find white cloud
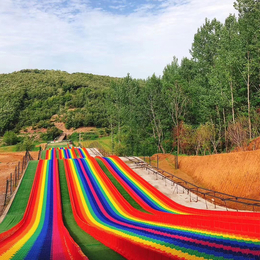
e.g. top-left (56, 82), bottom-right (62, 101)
top-left (0, 0), bottom-right (236, 78)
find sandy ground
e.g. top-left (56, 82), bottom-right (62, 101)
top-left (0, 151), bottom-right (38, 213)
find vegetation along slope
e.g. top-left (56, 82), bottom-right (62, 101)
top-left (0, 0), bottom-right (259, 157)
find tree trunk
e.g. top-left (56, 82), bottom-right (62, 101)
top-left (160, 144), bottom-right (165, 154)
top-left (230, 81), bottom-right (235, 124)
top-left (150, 100), bottom-right (165, 153)
top-left (196, 145), bottom-right (200, 155)
top-left (175, 135), bottom-right (179, 169)
top-left (223, 108), bottom-right (228, 152)
top-left (213, 144), bottom-right (217, 154)
top-left (247, 51), bottom-right (252, 140)
top-left (110, 121), bottom-right (114, 153)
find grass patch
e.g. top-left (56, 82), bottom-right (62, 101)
top-left (0, 161), bottom-right (38, 232)
top-left (74, 149), bottom-right (81, 158)
top-left (0, 145), bottom-right (17, 153)
top-left (96, 158), bottom-right (148, 213)
top-left (81, 136), bottom-right (112, 153)
top-left (0, 142), bottom-right (44, 153)
top-left (41, 150), bottom-right (46, 159)
top-left (58, 160), bottom-right (124, 260)
top-left (47, 143), bottom-right (69, 148)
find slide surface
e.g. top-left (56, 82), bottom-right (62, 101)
top-left (62, 147), bottom-right (260, 260)
top-left (0, 155), bottom-right (87, 259)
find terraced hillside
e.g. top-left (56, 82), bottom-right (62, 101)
top-left (0, 147), bottom-right (259, 259)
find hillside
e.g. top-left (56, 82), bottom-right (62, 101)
top-left (151, 150), bottom-right (260, 201)
top-left (0, 69), bottom-right (119, 135)
top-left (1, 1), bottom-right (260, 157)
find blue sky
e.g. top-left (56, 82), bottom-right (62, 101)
top-left (87, 0), bottom-right (185, 15)
top-left (0, 0), bottom-right (236, 78)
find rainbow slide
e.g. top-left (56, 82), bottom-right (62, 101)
top-left (63, 148), bottom-right (260, 260)
top-left (0, 156), bottom-right (87, 259)
top-left (100, 156), bottom-right (260, 218)
top-left (1, 147), bottom-right (259, 259)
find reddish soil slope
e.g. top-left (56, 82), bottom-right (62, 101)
top-left (233, 136), bottom-right (260, 152)
top-left (0, 152), bottom-right (38, 213)
top-left (151, 150), bottom-right (260, 201)
top-left (54, 122), bottom-right (96, 135)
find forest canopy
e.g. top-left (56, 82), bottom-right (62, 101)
top-left (0, 0), bottom-right (259, 156)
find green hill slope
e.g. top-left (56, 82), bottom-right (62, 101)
top-left (0, 70), bottom-right (118, 135)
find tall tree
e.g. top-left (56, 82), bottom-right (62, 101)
top-left (189, 18), bottom-right (224, 124)
top-left (234, 0), bottom-right (260, 139)
top-left (162, 57), bottom-right (188, 168)
top-left (145, 74), bottom-right (167, 154)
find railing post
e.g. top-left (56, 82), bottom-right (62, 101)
top-left (10, 173), bottom-right (13, 195)
top-left (15, 167), bottom-right (17, 186)
top-left (4, 179), bottom-right (9, 206)
top-left (18, 161), bottom-right (20, 179)
top-left (22, 156), bottom-right (24, 173)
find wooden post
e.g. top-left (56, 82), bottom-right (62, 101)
top-left (157, 155), bottom-right (159, 169)
top-left (38, 147), bottom-right (41, 160)
top-left (10, 173), bottom-right (13, 195)
top-left (22, 157), bottom-right (24, 174)
top-left (18, 162), bottom-right (20, 179)
top-left (15, 167), bottom-right (17, 186)
top-left (4, 179), bottom-right (9, 206)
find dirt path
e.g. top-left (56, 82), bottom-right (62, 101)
top-left (54, 122), bottom-right (96, 135)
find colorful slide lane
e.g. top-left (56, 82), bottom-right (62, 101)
top-left (0, 158), bottom-right (87, 260)
top-left (100, 156), bottom-right (260, 218)
top-left (56, 147), bottom-right (86, 159)
top-left (41, 148), bottom-right (260, 259)
top-left (64, 154), bottom-right (260, 260)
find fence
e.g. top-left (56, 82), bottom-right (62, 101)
top-left (38, 146), bottom-right (42, 160)
top-left (134, 155), bottom-right (260, 212)
top-left (3, 151), bottom-right (34, 207)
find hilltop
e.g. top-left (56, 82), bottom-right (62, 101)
top-left (0, 69), bottom-right (119, 135)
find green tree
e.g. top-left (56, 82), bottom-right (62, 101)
top-left (145, 74), bottom-right (168, 154)
top-left (234, 0), bottom-right (260, 139)
top-left (162, 57), bottom-right (188, 167)
top-left (3, 131), bottom-right (18, 145)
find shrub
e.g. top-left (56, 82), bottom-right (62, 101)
top-left (37, 120), bottom-right (53, 128)
top-left (16, 137), bottom-right (34, 151)
top-left (69, 132), bottom-right (79, 142)
top-left (3, 131), bottom-right (19, 145)
top-left (40, 127), bottom-right (62, 141)
top-left (82, 132), bottom-right (98, 140)
top-left (114, 143), bottom-right (127, 156)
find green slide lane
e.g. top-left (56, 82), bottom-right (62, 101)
top-left (74, 149), bottom-right (81, 158)
top-left (96, 158), bottom-right (148, 213)
top-left (58, 160), bottom-right (125, 260)
top-left (0, 161), bottom-right (38, 232)
top-left (41, 150), bottom-right (46, 159)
